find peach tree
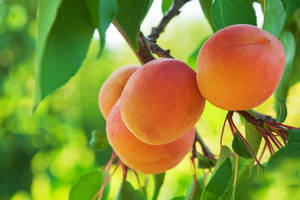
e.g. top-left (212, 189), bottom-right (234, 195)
top-left (34, 0), bottom-right (300, 199)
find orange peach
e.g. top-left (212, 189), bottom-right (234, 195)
top-left (106, 101), bottom-right (195, 174)
top-left (197, 24), bottom-right (285, 110)
top-left (120, 58), bottom-right (205, 145)
top-left (98, 66), bottom-right (138, 119)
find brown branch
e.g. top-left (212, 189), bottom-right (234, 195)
top-left (137, 32), bottom-right (156, 63)
top-left (113, 21), bottom-right (154, 64)
top-left (145, 0), bottom-right (191, 58)
top-left (113, 0), bottom-right (192, 62)
top-left (147, 40), bottom-right (174, 58)
top-left (148, 0), bottom-right (192, 41)
top-left (195, 130), bottom-right (215, 159)
top-left (237, 111), bottom-right (275, 128)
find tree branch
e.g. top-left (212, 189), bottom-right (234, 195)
top-left (146, 40), bottom-right (174, 58)
top-left (148, 0), bottom-right (192, 41)
top-left (113, 0), bottom-right (192, 61)
top-left (237, 111), bottom-right (275, 128)
top-left (195, 130), bottom-right (215, 159)
top-left (144, 0), bottom-right (191, 58)
top-left (113, 21), bottom-right (154, 64)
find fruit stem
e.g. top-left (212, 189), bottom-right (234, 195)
top-left (233, 154), bottom-right (239, 190)
top-left (259, 142), bottom-right (267, 162)
top-left (228, 114), bottom-right (262, 166)
top-left (189, 156), bottom-right (197, 200)
top-left (132, 169), bottom-right (142, 191)
top-left (104, 151), bottom-right (117, 172)
top-left (121, 163), bottom-right (128, 180)
top-left (220, 114), bottom-right (228, 146)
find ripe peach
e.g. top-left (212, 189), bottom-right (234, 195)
top-left (197, 24), bottom-right (285, 110)
top-left (106, 101), bottom-right (195, 174)
top-left (98, 66), bottom-right (138, 119)
top-left (120, 58), bottom-right (205, 145)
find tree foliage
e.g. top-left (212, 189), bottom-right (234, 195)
top-left (1, 0), bottom-right (300, 199)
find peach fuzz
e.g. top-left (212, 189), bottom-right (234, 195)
top-left (98, 66), bottom-right (138, 119)
top-left (106, 101), bottom-right (195, 174)
top-left (196, 24), bottom-right (285, 111)
top-left (120, 58), bottom-right (205, 145)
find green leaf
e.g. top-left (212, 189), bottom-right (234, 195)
top-left (162, 0), bottom-right (173, 14)
top-left (197, 153), bottom-right (216, 169)
top-left (244, 119), bottom-right (262, 169)
top-left (201, 158), bottom-right (233, 200)
top-left (221, 184), bottom-right (235, 200)
top-left (215, 145), bottom-right (231, 168)
top-left (268, 143), bottom-right (300, 169)
top-left (245, 120), bottom-right (262, 156)
top-left (187, 36), bottom-right (209, 70)
top-left (185, 178), bottom-right (204, 200)
top-left (274, 31), bottom-right (296, 119)
top-left (152, 173), bottom-right (165, 200)
top-left (34, 0), bottom-right (94, 110)
top-left (99, 1), bottom-right (118, 53)
top-left (34, 0), bottom-right (63, 110)
top-left (283, 0), bottom-right (300, 17)
top-left (198, 0), bottom-right (213, 30)
top-left (115, 0), bottom-right (153, 50)
top-left (35, 0), bottom-right (62, 73)
top-left (90, 130), bottom-right (109, 150)
top-left (171, 197), bottom-right (185, 200)
top-left (289, 10), bottom-right (300, 87)
top-left (263, 0), bottom-right (286, 38)
top-left (274, 97), bottom-right (288, 123)
top-left (114, 181), bottom-right (145, 200)
top-left (86, 0), bottom-right (99, 27)
top-left (232, 133), bottom-right (252, 159)
top-left (296, 10), bottom-right (300, 28)
top-left (70, 170), bottom-right (109, 200)
top-left (86, 0), bottom-right (118, 56)
top-left (211, 0), bottom-right (256, 31)
top-left (289, 42), bottom-right (300, 87)
top-left (287, 129), bottom-right (300, 145)
top-left (235, 165), bottom-right (254, 200)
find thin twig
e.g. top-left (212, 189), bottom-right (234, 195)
top-left (228, 115), bottom-right (261, 166)
top-left (146, 0), bottom-right (191, 58)
top-left (220, 113), bottom-right (229, 146)
top-left (148, 0), bottom-right (192, 41)
top-left (259, 142), bottom-right (267, 162)
top-left (132, 169), bottom-right (142, 190)
top-left (146, 40), bottom-right (174, 58)
top-left (238, 111), bottom-right (269, 127)
top-left (195, 130), bottom-right (215, 159)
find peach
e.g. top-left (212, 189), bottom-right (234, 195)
top-left (106, 101), bottom-right (195, 174)
top-left (120, 58), bottom-right (205, 145)
top-left (98, 66), bottom-right (138, 119)
top-left (197, 24), bottom-right (285, 110)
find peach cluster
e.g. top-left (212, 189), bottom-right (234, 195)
top-left (99, 59), bottom-right (204, 174)
top-left (98, 24), bottom-right (285, 174)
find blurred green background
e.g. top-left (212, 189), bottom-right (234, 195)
top-left (1, 0), bottom-right (300, 200)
